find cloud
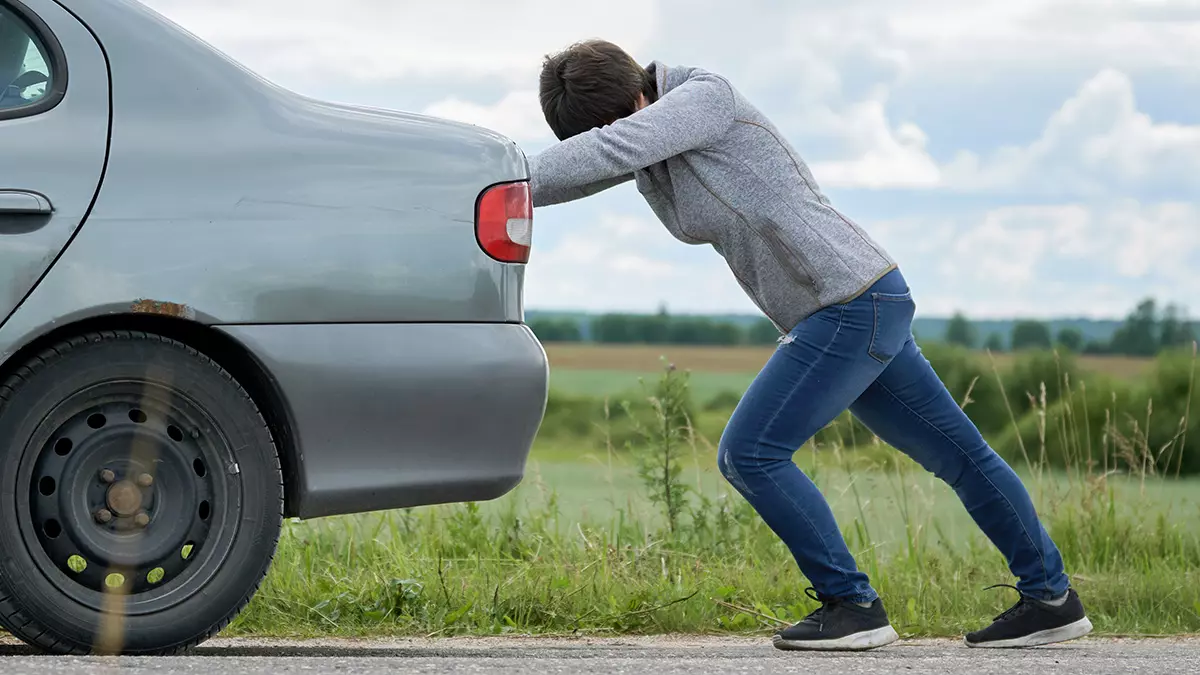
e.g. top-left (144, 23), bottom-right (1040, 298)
top-left (807, 100), bottom-right (942, 189)
top-left (877, 0), bottom-right (1200, 73)
top-left (523, 214), bottom-right (756, 315)
top-left (140, 0), bottom-right (658, 87)
top-left (945, 69), bottom-right (1200, 194)
top-left (423, 90), bottom-right (549, 143)
top-left (868, 200), bottom-right (1200, 318)
top-left (809, 69), bottom-right (1200, 195)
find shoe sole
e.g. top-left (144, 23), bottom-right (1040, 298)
top-left (964, 616), bottom-right (1093, 648)
top-left (773, 625), bottom-right (899, 651)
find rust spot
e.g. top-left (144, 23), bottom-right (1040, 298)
top-left (130, 299), bottom-right (195, 319)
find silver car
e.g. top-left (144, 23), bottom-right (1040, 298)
top-left (0, 0), bottom-right (548, 655)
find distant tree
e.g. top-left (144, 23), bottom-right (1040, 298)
top-left (592, 314), bottom-right (635, 343)
top-left (1159, 303), bottom-right (1196, 351)
top-left (1110, 299), bottom-right (1160, 356)
top-left (747, 319), bottom-right (781, 345)
top-left (1083, 340), bottom-right (1110, 355)
top-left (634, 306), bottom-right (672, 344)
top-left (528, 318), bottom-right (582, 342)
top-left (1056, 327), bottom-right (1084, 353)
top-left (983, 333), bottom-right (1005, 352)
top-left (1011, 320), bottom-right (1052, 351)
top-left (651, 314), bottom-right (742, 345)
top-left (944, 312), bottom-right (977, 348)
top-left (710, 321), bottom-right (743, 346)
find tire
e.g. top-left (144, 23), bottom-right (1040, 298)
top-left (0, 330), bottom-right (283, 655)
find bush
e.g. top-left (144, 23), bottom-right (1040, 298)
top-left (994, 348), bottom-right (1199, 475)
top-left (703, 390), bottom-right (743, 412)
top-left (917, 342), bottom-right (1007, 434)
top-left (917, 342), bottom-right (1080, 438)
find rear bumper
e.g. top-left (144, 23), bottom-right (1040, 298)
top-left (217, 322), bottom-right (548, 519)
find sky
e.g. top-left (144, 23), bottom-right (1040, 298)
top-left (143, 0), bottom-right (1200, 320)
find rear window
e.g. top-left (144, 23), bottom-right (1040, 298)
top-left (0, 3), bottom-right (56, 113)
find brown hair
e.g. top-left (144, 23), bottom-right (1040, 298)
top-left (538, 39), bottom-right (656, 141)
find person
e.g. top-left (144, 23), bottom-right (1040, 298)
top-left (525, 39), bottom-right (1093, 652)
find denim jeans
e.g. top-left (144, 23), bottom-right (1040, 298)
top-left (717, 268), bottom-right (1069, 603)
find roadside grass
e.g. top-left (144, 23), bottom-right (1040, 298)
top-left (549, 368), bottom-right (756, 404)
top-left (230, 356), bottom-right (1200, 640)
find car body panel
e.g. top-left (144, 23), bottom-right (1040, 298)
top-left (0, 0), bottom-right (547, 520)
top-left (0, 0), bottom-right (109, 324)
top-left (220, 322), bottom-right (548, 520)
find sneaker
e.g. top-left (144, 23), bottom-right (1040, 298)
top-left (965, 585), bottom-right (1093, 648)
top-left (772, 587), bottom-right (899, 651)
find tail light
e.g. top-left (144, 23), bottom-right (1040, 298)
top-left (476, 181), bottom-right (532, 263)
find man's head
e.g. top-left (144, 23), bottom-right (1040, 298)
top-left (538, 39), bottom-right (655, 141)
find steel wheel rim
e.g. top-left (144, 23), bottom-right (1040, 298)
top-left (16, 379), bottom-right (243, 615)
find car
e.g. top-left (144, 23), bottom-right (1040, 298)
top-left (0, 0), bottom-right (548, 655)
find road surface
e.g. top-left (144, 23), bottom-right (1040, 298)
top-left (0, 635), bottom-right (1197, 674)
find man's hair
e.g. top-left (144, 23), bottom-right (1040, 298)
top-left (539, 39), bottom-right (656, 141)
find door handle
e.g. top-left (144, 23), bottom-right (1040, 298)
top-left (0, 190), bottom-right (53, 214)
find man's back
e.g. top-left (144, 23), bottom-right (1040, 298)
top-left (628, 61), bottom-right (895, 332)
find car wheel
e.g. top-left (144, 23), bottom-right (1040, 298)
top-left (0, 330), bottom-right (283, 655)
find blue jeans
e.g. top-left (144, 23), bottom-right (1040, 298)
top-left (718, 268), bottom-right (1069, 603)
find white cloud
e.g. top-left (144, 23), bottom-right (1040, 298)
top-left (140, 0), bottom-right (658, 87)
top-left (524, 214), bottom-right (756, 315)
top-left (946, 69), bottom-right (1200, 194)
top-left (809, 69), bottom-right (1200, 194)
top-left (422, 90), bottom-right (548, 142)
top-left (869, 200), bottom-right (1200, 318)
top-left (880, 0), bottom-right (1200, 72)
top-left (808, 100), bottom-right (942, 189)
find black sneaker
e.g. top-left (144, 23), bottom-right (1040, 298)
top-left (965, 585), bottom-right (1093, 648)
top-left (772, 588), bottom-right (899, 651)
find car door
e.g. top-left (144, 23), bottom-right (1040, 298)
top-left (0, 0), bottom-right (108, 326)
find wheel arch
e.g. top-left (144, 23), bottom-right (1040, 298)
top-left (0, 314), bottom-right (304, 518)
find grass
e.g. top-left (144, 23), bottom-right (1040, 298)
top-left (226, 356), bottom-right (1200, 640)
top-left (550, 368), bottom-right (756, 403)
top-left (230, 446), bottom-right (1200, 640)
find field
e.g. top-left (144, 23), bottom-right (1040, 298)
top-left (230, 344), bottom-right (1200, 641)
top-left (543, 343), bottom-right (1155, 401)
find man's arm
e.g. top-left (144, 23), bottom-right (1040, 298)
top-left (528, 71), bottom-right (736, 205)
top-left (530, 173), bottom-right (635, 207)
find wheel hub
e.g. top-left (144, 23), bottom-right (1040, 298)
top-left (105, 480), bottom-right (145, 517)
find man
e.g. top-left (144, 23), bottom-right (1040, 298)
top-left (525, 39), bottom-right (1092, 651)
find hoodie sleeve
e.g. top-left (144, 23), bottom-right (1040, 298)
top-left (528, 71), bottom-right (736, 206)
top-left (529, 173), bottom-right (635, 207)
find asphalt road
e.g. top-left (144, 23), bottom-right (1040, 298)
top-left (0, 635), bottom-right (1197, 674)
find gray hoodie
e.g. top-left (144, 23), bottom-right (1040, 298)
top-left (528, 61), bottom-right (897, 333)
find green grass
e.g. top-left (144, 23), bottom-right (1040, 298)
top-left (550, 368), bottom-right (755, 404)
top-left (228, 433), bottom-right (1200, 640)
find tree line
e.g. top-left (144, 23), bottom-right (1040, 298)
top-left (530, 307), bottom-right (780, 346)
top-left (945, 299), bottom-right (1194, 356)
top-left (531, 297), bottom-right (1195, 356)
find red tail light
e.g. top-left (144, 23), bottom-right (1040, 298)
top-left (476, 181), bottom-right (532, 263)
